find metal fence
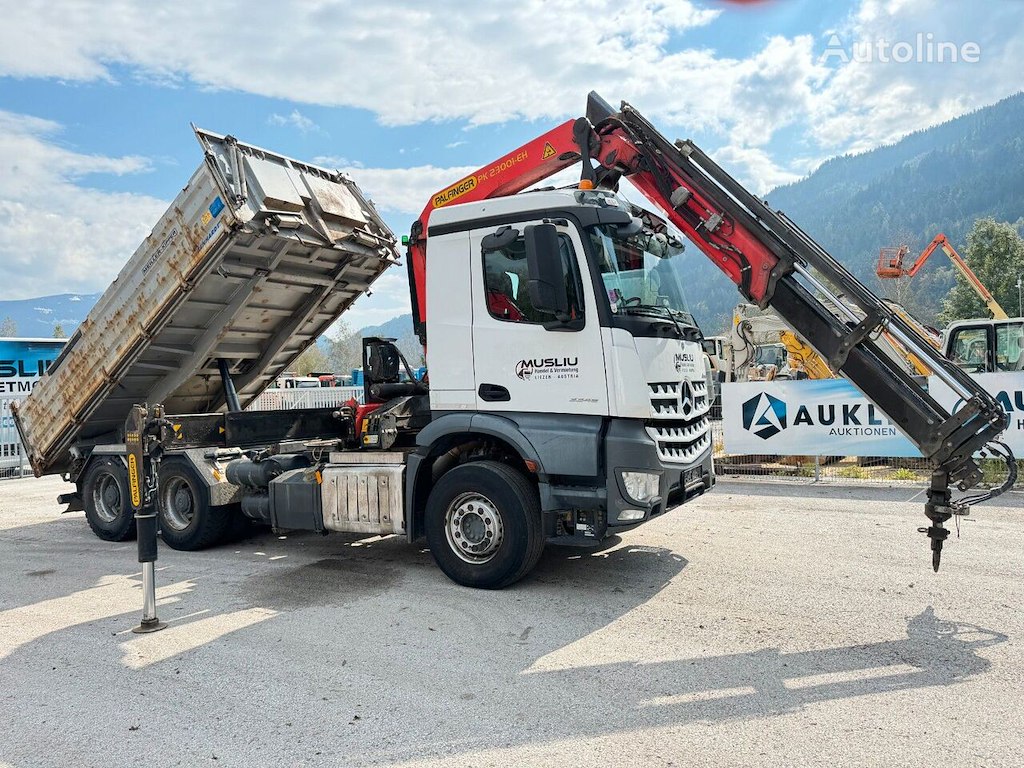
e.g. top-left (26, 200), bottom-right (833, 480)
top-left (709, 417), bottom-right (1024, 488)
top-left (245, 386), bottom-right (365, 411)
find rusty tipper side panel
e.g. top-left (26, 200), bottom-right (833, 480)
top-left (13, 129), bottom-right (400, 476)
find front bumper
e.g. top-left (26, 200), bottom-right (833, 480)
top-left (543, 418), bottom-right (714, 545)
top-left (604, 418), bottom-right (714, 529)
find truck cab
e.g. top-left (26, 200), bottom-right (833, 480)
top-left (944, 318), bottom-right (1024, 373)
top-left (417, 188), bottom-right (713, 547)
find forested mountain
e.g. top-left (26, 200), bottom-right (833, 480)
top-left (685, 92), bottom-right (1024, 332)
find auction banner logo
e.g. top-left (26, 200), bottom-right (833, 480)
top-left (928, 372), bottom-right (1024, 456)
top-left (742, 392), bottom-right (787, 439)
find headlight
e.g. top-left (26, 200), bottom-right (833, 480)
top-left (704, 354), bottom-right (716, 399)
top-left (621, 471), bottom-right (660, 504)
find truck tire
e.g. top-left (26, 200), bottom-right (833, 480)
top-left (82, 458), bottom-right (137, 542)
top-left (157, 458), bottom-right (229, 550)
top-left (425, 460), bottom-right (544, 589)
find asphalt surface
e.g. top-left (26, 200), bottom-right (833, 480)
top-left (0, 475), bottom-right (1021, 767)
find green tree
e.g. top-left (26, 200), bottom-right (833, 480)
top-left (53, 323), bottom-right (65, 338)
top-left (939, 219), bottom-right (1024, 324)
top-left (294, 345), bottom-right (328, 376)
top-left (324, 320), bottom-right (362, 373)
top-left (0, 316), bottom-right (16, 337)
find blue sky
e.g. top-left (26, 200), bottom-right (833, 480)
top-left (0, 0), bottom-right (1021, 329)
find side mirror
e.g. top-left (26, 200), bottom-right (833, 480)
top-left (524, 223), bottom-right (569, 320)
top-left (615, 216), bottom-right (643, 239)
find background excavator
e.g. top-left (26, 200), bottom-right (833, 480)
top-left (706, 298), bottom-right (939, 385)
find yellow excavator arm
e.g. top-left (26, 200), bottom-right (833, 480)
top-left (780, 331), bottom-right (833, 379)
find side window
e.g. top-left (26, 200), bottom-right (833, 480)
top-left (949, 327), bottom-right (990, 372)
top-left (482, 233), bottom-right (584, 325)
top-left (995, 323), bottom-right (1024, 371)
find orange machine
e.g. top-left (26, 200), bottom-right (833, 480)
top-left (877, 234), bottom-right (1009, 320)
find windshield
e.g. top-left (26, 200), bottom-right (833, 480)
top-left (755, 344), bottom-right (787, 368)
top-left (588, 224), bottom-right (694, 325)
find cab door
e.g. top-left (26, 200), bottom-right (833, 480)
top-left (469, 221), bottom-right (608, 416)
top-left (946, 324), bottom-right (993, 373)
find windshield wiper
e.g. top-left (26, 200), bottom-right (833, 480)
top-left (620, 305), bottom-right (701, 341)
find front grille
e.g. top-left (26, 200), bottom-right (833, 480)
top-left (646, 379), bottom-right (711, 464)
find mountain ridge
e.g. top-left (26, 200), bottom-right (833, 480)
top-left (0, 293), bottom-right (101, 337)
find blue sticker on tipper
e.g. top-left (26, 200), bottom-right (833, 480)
top-left (209, 196), bottom-right (225, 217)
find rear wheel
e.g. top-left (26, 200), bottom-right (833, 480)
top-left (82, 458), bottom-right (136, 542)
top-left (425, 461), bottom-right (544, 589)
top-left (157, 458), bottom-right (229, 550)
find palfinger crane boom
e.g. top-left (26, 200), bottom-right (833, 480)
top-left (411, 93), bottom-right (1012, 570)
top-left (878, 234), bottom-right (1010, 320)
top-left (588, 98), bottom-right (1011, 570)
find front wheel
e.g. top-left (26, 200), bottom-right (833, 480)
top-left (425, 461), bottom-right (544, 589)
top-left (157, 458), bottom-right (229, 550)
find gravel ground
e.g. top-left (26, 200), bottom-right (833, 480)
top-left (0, 475), bottom-right (1021, 768)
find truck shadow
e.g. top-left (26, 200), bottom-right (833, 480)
top-left (235, 534), bottom-right (1006, 762)
top-left (360, 604), bottom-right (1006, 764)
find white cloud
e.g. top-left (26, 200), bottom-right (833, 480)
top-left (0, 111), bottom-right (166, 300)
top-left (339, 164), bottom-right (479, 216)
top-left (268, 109), bottom-right (321, 134)
top-left (313, 155), bottom-right (364, 169)
top-left (0, 105), bottom-right (476, 315)
top-left (4, 0), bottom-right (1014, 191)
top-left (0, 0), bottom-right (720, 126)
top-left (713, 146), bottom-right (805, 195)
top-left (809, 0), bottom-right (1024, 153)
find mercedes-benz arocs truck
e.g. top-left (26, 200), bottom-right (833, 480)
top-left (14, 94), bottom-right (1012, 588)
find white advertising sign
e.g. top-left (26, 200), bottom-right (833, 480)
top-left (928, 371), bottom-right (1024, 456)
top-left (723, 373), bottom-right (1024, 457)
top-left (723, 378), bottom-right (921, 457)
